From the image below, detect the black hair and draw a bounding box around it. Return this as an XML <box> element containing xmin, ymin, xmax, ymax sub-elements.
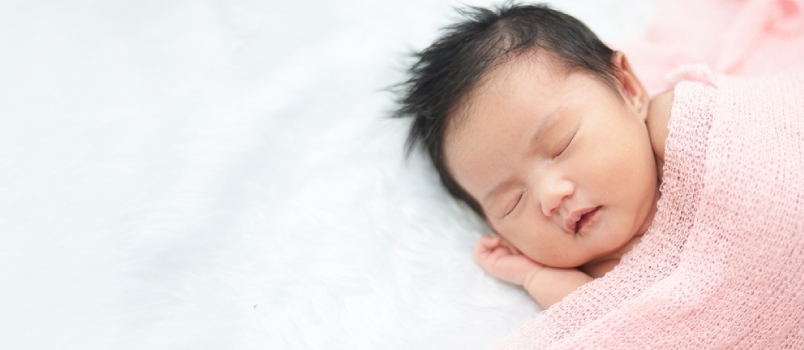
<box><xmin>393</xmin><ymin>2</ymin><xmax>617</xmax><ymax>218</ymax></box>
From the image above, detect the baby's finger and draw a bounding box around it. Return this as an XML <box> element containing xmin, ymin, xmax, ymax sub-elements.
<box><xmin>478</xmin><ymin>234</ymin><xmax>501</xmax><ymax>249</ymax></box>
<box><xmin>476</xmin><ymin>247</ymin><xmax>507</xmax><ymax>270</ymax></box>
<box><xmin>496</xmin><ymin>236</ymin><xmax>521</xmax><ymax>255</ymax></box>
<box><xmin>473</xmin><ymin>235</ymin><xmax>499</xmax><ymax>260</ymax></box>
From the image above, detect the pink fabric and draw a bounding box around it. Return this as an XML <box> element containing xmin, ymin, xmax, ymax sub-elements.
<box><xmin>613</xmin><ymin>0</ymin><xmax>804</xmax><ymax>96</ymax></box>
<box><xmin>491</xmin><ymin>0</ymin><xmax>804</xmax><ymax>346</ymax></box>
<box><xmin>492</xmin><ymin>64</ymin><xmax>804</xmax><ymax>349</ymax></box>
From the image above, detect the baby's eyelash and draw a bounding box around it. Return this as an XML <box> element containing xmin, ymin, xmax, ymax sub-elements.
<box><xmin>555</xmin><ymin>129</ymin><xmax>577</xmax><ymax>157</ymax></box>
<box><xmin>505</xmin><ymin>191</ymin><xmax>525</xmax><ymax>216</ymax></box>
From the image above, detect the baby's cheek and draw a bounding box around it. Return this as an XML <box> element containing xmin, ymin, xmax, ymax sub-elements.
<box><xmin>522</xmin><ymin>237</ymin><xmax>560</xmax><ymax>267</ymax></box>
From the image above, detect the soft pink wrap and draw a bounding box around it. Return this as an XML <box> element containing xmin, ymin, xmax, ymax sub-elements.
<box><xmin>491</xmin><ymin>0</ymin><xmax>804</xmax><ymax>346</ymax></box>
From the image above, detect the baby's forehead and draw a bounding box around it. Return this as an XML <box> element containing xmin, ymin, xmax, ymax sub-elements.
<box><xmin>448</xmin><ymin>53</ymin><xmax>571</xmax><ymax>132</ymax></box>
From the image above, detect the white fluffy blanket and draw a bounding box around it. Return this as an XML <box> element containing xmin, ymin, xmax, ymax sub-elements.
<box><xmin>0</xmin><ymin>1</ymin><xmax>657</xmax><ymax>348</ymax></box>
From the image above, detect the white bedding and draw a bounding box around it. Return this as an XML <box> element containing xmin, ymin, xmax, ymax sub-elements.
<box><xmin>0</xmin><ymin>1</ymin><xmax>657</xmax><ymax>348</ymax></box>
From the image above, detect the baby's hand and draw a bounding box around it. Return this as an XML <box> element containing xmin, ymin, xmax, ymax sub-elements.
<box><xmin>473</xmin><ymin>234</ymin><xmax>544</xmax><ymax>286</ymax></box>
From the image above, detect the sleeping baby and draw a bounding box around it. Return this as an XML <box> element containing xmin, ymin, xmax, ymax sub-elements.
<box><xmin>394</xmin><ymin>3</ymin><xmax>674</xmax><ymax>310</ymax></box>
<box><xmin>395</xmin><ymin>2</ymin><xmax>804</xmax><ymax>347</ymax></box>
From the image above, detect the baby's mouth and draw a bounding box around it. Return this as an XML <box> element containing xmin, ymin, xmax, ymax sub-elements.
<box><xmin>564</xmin><ymin>206</ymin><xmax>600</xmax><ymax>233</ymax></box>
<box><xmin>575</xmin><ymin>206</ymin><xmax>601</xmax><ymax>233</ymax></box>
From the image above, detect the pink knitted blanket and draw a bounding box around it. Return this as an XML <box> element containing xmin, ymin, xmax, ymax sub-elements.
<box><xmin>492</xmin><ymin>66</ymin><xmax>804</xmax><ymax>348</ymax></box>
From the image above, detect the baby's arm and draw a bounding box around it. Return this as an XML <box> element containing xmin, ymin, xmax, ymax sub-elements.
<box><xmin>474</xmin><ymin>234</ymin><xmax>593</xmax><ymax>309</ymax></box>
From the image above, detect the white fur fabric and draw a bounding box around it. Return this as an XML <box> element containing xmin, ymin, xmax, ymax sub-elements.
<box><xmin>0</xmin><ymin>1</ymin><xmax>656</xmax><ymax>348</ymax></box>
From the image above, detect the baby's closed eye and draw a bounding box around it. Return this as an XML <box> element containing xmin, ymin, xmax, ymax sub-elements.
<box><xmin>552</xmin><ymin>129</ymin><xmax>577</xmax><ymax>158</ymax></box>
<box><xmin>504</xmin><ymin>191</ymin><xmax>525</xmax><ymax>216</ymax></box>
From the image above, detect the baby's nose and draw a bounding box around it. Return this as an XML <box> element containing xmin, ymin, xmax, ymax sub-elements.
<box><xmin>535</xmin><ymin>176</ymin><xmax>574</xmax><ymax>217</ymax></box>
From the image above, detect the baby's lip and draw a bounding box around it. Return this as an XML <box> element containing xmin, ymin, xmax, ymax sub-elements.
<box><xmin>564</xmin><ymin>206</ymin><xmax>599</xmax><ymax>233</ymax></box>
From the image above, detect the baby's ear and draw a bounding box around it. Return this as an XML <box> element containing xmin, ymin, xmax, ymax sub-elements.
<box><xmin>612</xmin><ymin>52</ymin><xmax>649</xmax><ymax>121</ymax></box>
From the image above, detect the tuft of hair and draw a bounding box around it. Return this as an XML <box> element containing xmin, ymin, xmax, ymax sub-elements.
<box><xmin>393</xmin><ymin>2</ymin><xmax>617</xmax><ymax>218</ymax></box>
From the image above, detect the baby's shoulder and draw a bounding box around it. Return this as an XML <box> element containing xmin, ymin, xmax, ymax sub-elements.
<box><xmin>646</xmin><ymin>90</ymin><xmax>674</xmax><ymax>165</ymax></box>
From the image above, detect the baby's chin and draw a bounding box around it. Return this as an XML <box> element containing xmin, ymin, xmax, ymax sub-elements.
<box><xmin>583</xmin><ymin>234</ymin><xmax>644</xmax><ymax>270</ymax></box>
<box><xmin>538</xmin><ymin>256</ymin><xmax>592</xmax><ymax>270</ymax></box>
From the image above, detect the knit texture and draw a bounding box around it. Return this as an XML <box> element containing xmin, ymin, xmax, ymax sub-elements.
<box><xmin>491</xmin><ymin>65</ymin><xmax>804</xmax><ymax>349</ymax></box>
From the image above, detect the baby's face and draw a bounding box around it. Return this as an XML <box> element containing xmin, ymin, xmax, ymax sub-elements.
<box><xmin>445</xmin><ymin>53</ymin><xmax>659</xmax><ymax>268</ymax></box>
